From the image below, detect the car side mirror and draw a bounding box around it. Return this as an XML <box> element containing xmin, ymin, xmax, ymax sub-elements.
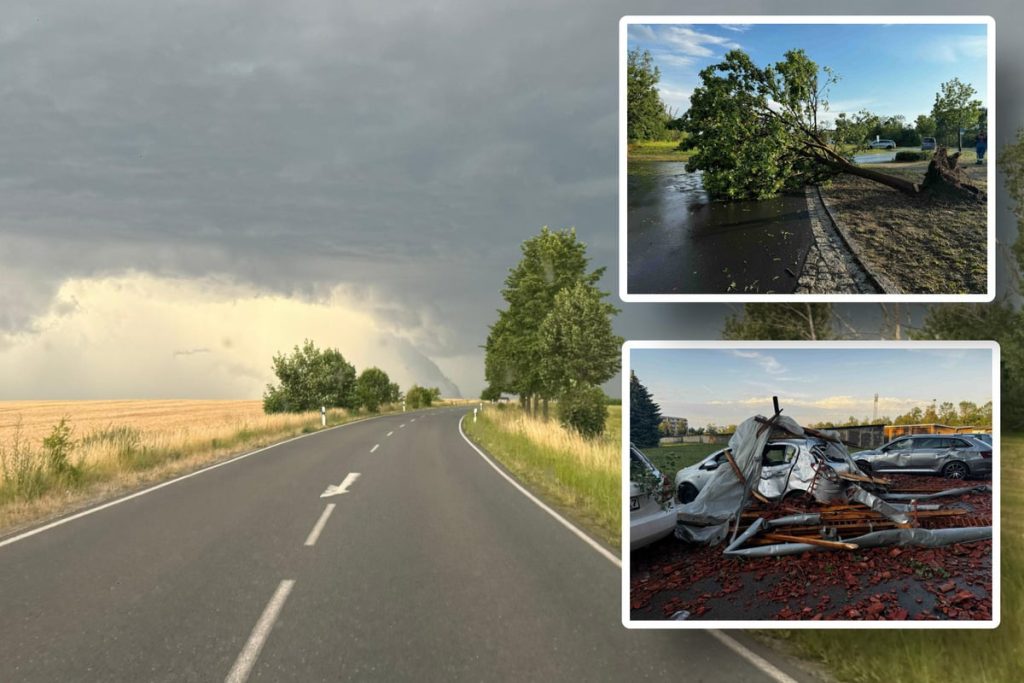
<box><xmin>700</xmin><ymin>461</ymin><xmax>720</xmax><ymax>471</ymax></box>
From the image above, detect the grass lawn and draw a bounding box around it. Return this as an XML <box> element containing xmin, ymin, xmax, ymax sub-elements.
<box><xmin>642</xmin><ymin>442</ymin><xmax>722</xmax><ymax>474</ymax></box>
<box><xmin>627</xmin><ymin>140</ymin><xmax>692</xmax><ymax>162</ymax></box>
<box><xmin>819</xmin><ymin>163</ymin><xmax>987</xmax><ymax>294</ymax></box>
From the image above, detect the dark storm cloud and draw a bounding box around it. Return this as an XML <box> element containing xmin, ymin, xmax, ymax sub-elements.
<box><xmin>2</xmin><ymin>0</ymin><xmax>1023</xmax><ymax>390</ymax></box>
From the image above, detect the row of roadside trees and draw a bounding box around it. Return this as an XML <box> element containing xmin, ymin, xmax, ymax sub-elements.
<box><xmin>262</xmin><ymin>339</ymin><xmax>441</xmax><ymax>414</ymax></box>
<box><xmin>483</xmin><ymin>228</ymin><xmax>622</xmax><ymax>438</ymax></box>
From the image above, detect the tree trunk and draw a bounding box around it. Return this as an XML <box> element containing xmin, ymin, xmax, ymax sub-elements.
<box><xmin>826</xmin><ymin>156</ymin><xmax>921</xmax><ymax>195</ymax></box>
<box><xmin>542</xmin><ymin>398</ymin><xmax>549</xmax><ymax>420</ymax></box>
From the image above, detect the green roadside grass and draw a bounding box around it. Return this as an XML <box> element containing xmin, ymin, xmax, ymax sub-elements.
<box><xmin>462</xmin><ymin>406</ymin><xmax>619</xmax><ymax>548</ymax></box>
<box><xmin>643</xmin><ymin>442</ymin><xmax>721</xmax><ymax>474</ymax></box>
<box><xmin>627</xmin><ymin>140</ymin><xmax>692</xmax><ymax>162</ymax></box>
<box><xmin>774</xmin><ymin>433</ymin><xmax>1021</xmax><ymax>683</ymax></box>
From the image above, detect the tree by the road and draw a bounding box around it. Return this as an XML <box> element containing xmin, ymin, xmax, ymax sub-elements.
<box><xmin>932</xmin><ymin>78</ymin><xmax>983</xmax><ymax>151</ymax></box>
<box><xmin>630</xmin><ymin>372</ymin><xmax>661</xmax><ymax>448</ymax></box>
<box><xmin>558</xmin><ymin>385</ymin><xmax>609</xmax><ymax>439</ymax></box>
<box><xmin>406</xmin><ymin>385</ymin><xmax>440</xmax><ymax>409</ymax></box>
<box><xmin>539</xmin><ymin>281</ymin><xmax>622</xmax><ymax>396</ymax></box>
<box><xmin>485</xmin><ymin>227</ymin><xmax>606</xmax><ymax>415</ymax></box>
<box><xmin>263</xmin><ymin>340</ymin><xmax>357</xmax><ymax>413</ymax></box>
<box><xmin>913</xmin><ymin>303</ymin><xmax>1023</xmax><ymax>431</ymax></box>
<box><xmin>355</xmin><ymin>367</ymin><xmax>394</xmax><ymax>413</ymax></box>
<box><xmin>683</xmin><ymin>49</ymin><xmax>981</xmax><ymax>200</ymax></box>
<box><xmin>915</xmin><ymin>114</ymin><xmax>937</xmax><ymax>138</ymax></box>
<box><xmin>723</xmin><ymin>303</ymin><xmax>834</xmax><ymax>341</ymax></box>
<box><xmin>627</xmin><ymin>48</ymin><xmax>668</xmax><ymax>141</ymax></box>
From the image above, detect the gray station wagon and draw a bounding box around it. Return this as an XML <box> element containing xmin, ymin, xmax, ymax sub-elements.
<box><xmin>854</xmin><ymin>434</ymin><xmax>992</xmax><ymax>479</ymax></box>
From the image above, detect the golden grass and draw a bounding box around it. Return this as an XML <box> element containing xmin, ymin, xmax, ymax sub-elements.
<box><xmin>463</xmin><ymin>405</ymin><xmax>620</xmax><ymax>545</ymax></box>
<box><xmin>476</xmin><ymin>405</ymin><xmax>619</xmax><ymax>475</ymax></box>
<box><xmin>0</xmin><ymin>400</ymin><xmax>373</xmax><ymax>534</ymax></box>
<box><xmin>1</xmin><ymin>400</ymin><xmax>269</xmax><ymax>445</ymax></box>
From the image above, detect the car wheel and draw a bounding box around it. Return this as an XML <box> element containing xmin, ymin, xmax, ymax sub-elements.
<box><xmin>942</xmin><ymin>461</ymin><xmax>968</xmax><ymax>480</ymax></box>
<box><xmin>677</xmin><ymin>481</ymin><xmax>699</xmax><ymax>504</ymax></box>
<box><xmin>856</xmin><ymin>460</ymin><xmax>872</xmax><ymax>474</ymax></box>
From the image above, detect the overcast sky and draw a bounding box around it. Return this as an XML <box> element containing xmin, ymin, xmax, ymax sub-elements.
<box><xmin>631</xmin><ymin>347</ymin><xmax>994</xmax><ymax>427</ymax></box>
<box><xmin>2</xmin><ymin>1</ymin><xmax>1023</xmax><ymax>400</ymax></box>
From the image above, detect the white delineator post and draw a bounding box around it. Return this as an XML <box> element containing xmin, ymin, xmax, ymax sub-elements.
<box><xmin>402</xmin><ymin>401</ymin><xmax>406</xmax><ymax>412</ymax></box>
<box><xmin>320</xmin><ymin>405</ymin><xmax>326</xmax><ymax>427</ymax></box>
<box><xmin>473</xmin><ymin>407</ymin><xmax>478</xmax><ymax>423</ymax></box>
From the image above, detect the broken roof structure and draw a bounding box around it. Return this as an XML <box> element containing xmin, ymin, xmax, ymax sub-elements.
<box><xmin>673</xmin><ymin>400</ymin><xmax>991</xmax><ymax>557</ymax></box>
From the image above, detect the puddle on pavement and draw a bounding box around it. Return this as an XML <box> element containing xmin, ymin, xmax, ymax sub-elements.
<box><xmin>627</xmin><ymin>162</ymin><xmax>812</xmax><ymax>294</ymax></box>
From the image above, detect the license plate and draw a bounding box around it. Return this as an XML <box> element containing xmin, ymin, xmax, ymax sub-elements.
<box><xmin>630</xmin><ymin>496</ymin><xmax>641</xmax><ymax>511</ymax></box>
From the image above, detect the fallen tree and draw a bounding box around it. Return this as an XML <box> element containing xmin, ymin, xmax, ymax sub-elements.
<box><xmin>682</xmin><ymin>49</ymin><xmax>984</xmax><ymax>202</ymax></box>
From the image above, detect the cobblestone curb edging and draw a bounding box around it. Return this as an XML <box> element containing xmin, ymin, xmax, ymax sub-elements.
<box><xmin>797</xmin><ymin>187</ymin><xmax>881</xmax><ymax>294</ymax></box>
<box><xmin>815</xmin><ymin>185</ymin><xmax>903</xmax><ymax>295</ymax></box>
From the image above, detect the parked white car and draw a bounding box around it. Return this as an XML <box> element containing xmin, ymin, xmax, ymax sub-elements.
<box><xmin>629</xmin><ymin>445</ymin><xmax>677</xmax><ymax>550</ymax></box>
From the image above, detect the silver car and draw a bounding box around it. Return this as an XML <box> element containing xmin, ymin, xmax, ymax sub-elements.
<box><xmin>629</xmin><ymin>445</ymin><xmax>676</xmax><ymax>550</ymax></box>
<box><xmin>675</xmin><ymin>438</ymin><xmax>851</xmax><ymax>504</ymax></box>
<box><xmin>854</xmin><ymin>434</ymin><xmax>992</xmax><ymax>479</ymax></box>
<box><xmin>869</xmin><ymin>139</ymin><xmax>897</xmax><ymax>149</ymax></box>
<box><xmin>921</xmin><ymin>137</ymin><xmax>937</xmax><ymax>150</ymax></box>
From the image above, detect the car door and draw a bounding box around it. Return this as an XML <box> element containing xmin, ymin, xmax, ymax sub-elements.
<box><xmin>875</xmin><ymin>437</ymin><xmax>914</xmax><ymax>470</ymax></box>
<box><xmin>910</xmin><ymin>436</ymin><xmax>946</xmax><ymax>471</ymax></box>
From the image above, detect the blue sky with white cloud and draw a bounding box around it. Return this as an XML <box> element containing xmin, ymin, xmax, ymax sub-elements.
<box><xmin>627</xmin><ymin>22</ymin><xmax>988</xmax><ymax>123</ymax></box>
<box><xmin>631</xmin><ymin>347</ymin><xmax>993</xmax><ymax>428</ymax></box>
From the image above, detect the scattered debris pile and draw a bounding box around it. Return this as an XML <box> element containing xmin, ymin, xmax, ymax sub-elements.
<box><xmin>673</xmin><ymin>400</ymin><xmax>991</xmax><ymax>557</ymax></box>
<box><xmin>631</xmin><ymin>484</ymin><xmax>992</xmax><ymax>621</ymax></box>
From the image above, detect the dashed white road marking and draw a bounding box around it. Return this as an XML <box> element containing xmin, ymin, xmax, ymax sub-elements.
<box><xmin>370</xmin><ymin>444</ymin><xmax>379</xmax><ymax>453</ymax></box>
<box><xmin>225</xmin><ymin>580</ymin><xmax>295</xmax><ymax>683</ymax></box>
<box><xmin>387</xmin><ymin>431</ymin><xmax>394</xmax><ymax>437</ymax></box>
<box><xmin>399</xmin><ymin>424</ymin><xmax>405</xmax><ymax>429</ymax></box>
<box><xmin>303</xmin><ymin>504</ymin><xmax>336</xmax><ymax>546</ymax></box>
<box><xmin>411</xmin><ymin>418</ymin><xmax>416</xmax><ymax>422</ymax></box>
<box><xmin>321</xmin><ymin>472</ymin><xmax>361</xmax><ymax>498</ymax></box>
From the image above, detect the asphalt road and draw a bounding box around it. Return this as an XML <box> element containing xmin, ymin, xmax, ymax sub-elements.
<box><xmin>0</xmin><ymin>408</ymin><xmax>821</xmax><ymax>682</ymax></box>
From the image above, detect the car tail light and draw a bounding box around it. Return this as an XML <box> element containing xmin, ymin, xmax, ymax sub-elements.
<box><xmin>979</xmin><ymin>450</ymin><xmax>992</xmax><ymax>459</ymax></box>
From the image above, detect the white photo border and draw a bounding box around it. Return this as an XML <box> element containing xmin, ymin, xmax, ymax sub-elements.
<box><xmin>618</xmin><ymin>15</ymin><xmax>997</xmax><ymax>303</ymax></box>
<box><xmin>621</xmin><ymin>339</ymin><xmax>1001</xmax><ymax>629</ymax></box>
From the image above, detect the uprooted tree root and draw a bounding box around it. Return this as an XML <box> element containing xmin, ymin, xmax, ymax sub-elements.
<box><xmin>921</xmin><ymin>148</ymin><xmax>986</xmax><ymax>203</ymax></box>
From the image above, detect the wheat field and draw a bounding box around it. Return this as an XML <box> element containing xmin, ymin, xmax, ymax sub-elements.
<box><xmin>0</xmin><ymin>400</ymin><xmax>355</xmax><ymax>530</ymax></box>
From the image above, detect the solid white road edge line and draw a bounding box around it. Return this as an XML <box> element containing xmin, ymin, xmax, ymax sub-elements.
<box><xmin>303</xmin><ymin>504</ymin><xmax>336</xmax><ymax>547</ymax></box>
<box><xmin>457</xmin><ymin>415</ymin><xmax>797</xmax><ymax>683</ymax></box>
<box><xmin>0</xmin><ymin>413</ymin><xmax>388</xmax><ymax>550</ymax></box>
<box><xmin>708</xmin><ymin>630</ymin><xmax>799</xmax><ymax>683</ymax></box>
<box><xmin>225</xmin><ymin>579</ymin><xmax>295</xmax><ymax>683</ymax></box>
<box><xmin>370</xmin><ymin>444</ymin><xmax>379</xmax><ymax>453</ymax></box>
<box><xmin>457</xmin><ymin>415</ymin><xmax>620</xmax><ymax>567</ymax></box>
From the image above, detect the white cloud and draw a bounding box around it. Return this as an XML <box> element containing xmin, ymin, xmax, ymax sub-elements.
<box><xmin>0</xmin><ymin>274</ymin><xmax>461</xmax><ymax>399</ymax></box>
<box><xmin>660</xmin><ymin>26</ymin><xmax>740</xmax><ymax>58</ymax></box>
<box><xmin>730</xmin><ymin>350</ymin><xmax>785</xmax><ymax>375</ymax></box>
<box><xmin>917</xmin><ymin>35</ymin><xmax>987</xmax><ymax>64</ymax></box>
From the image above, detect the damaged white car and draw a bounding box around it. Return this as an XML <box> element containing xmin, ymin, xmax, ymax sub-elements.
<box><xmin>629</xmin><ymin>445</ymin><xmax>677</xmax><ymax>550</ymax></box>
<box><xmin>674</xmin><ymin>436</ymin><xmax>862</xmax><ymax>507</ymax></box>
